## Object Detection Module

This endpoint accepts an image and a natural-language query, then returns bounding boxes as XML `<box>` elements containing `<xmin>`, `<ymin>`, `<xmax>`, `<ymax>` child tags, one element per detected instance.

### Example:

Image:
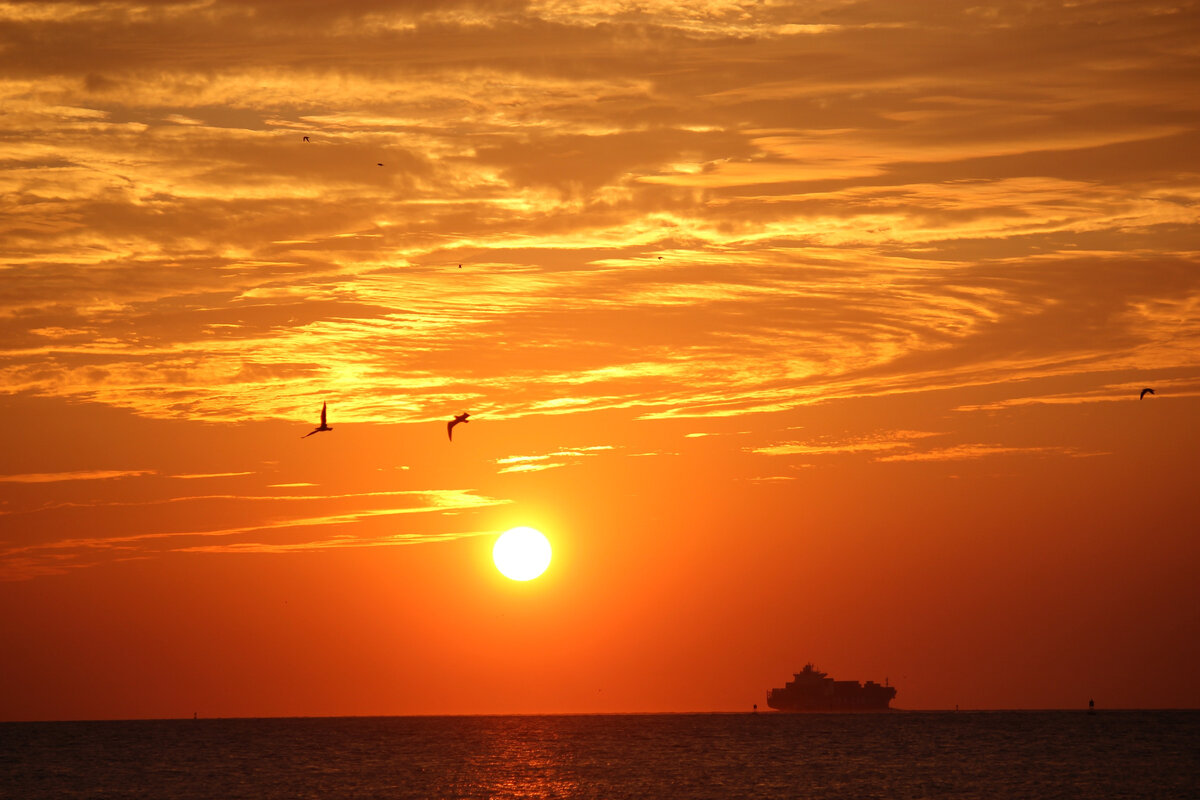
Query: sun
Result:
<box><xmin>493</xmin><ymin>527</ymin><xmax>552</xmax><ymax>581</ymax></box>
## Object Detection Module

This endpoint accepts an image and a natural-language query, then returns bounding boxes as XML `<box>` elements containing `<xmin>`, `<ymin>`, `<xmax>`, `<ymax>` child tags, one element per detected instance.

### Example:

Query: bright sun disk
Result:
<box><xmin>493</xmin><ymin>527</ymin><xmax>552</xmax><ymax>581</ymax></box>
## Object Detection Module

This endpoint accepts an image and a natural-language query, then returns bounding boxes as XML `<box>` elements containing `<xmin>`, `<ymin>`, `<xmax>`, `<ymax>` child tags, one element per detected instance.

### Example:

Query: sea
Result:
<box><xmin>1</xmin><ymin>711</ymin><xmax>1197</xmax><ymax>799</ymax></box>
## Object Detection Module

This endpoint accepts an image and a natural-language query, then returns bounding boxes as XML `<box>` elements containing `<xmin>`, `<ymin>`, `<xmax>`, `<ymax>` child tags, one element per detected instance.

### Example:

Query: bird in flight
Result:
<box><xmin>447</xmin><ymin>412</ymin><xmax>470</xmax><ymax>441</ymax></box>
<box><xmin>303</xmin><ymin>136</ymin><xmax>310</xmax><ymax>142</ymax></box>
<box><xmin>377</xmin><ymin>163</ymin><xmax>384</xmax><ymax>167</ymax></box>
<box><xmin>1140</xmin><ymin>387</ymin><xmax>1155</xmax><ymax>399</ymax></box>
<box><xmin>302</xmin><ymin>402</ymin><xmax>333</xmax><ymax>438</ymax></box>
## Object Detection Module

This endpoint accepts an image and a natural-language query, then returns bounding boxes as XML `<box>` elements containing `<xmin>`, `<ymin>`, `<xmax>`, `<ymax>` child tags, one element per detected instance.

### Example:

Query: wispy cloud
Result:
<box><xmin>876</xmin><ymin>444</ymin><xmax>1102</xmax><ymax>463</ymax></box>
<box><xmin>169</xmin><ymin>471</ymin><xmax>254</xmax><ymax>480</ymax></box>
<box><xmin>5</xmin><ymin>488</ymin><xmax>505</xmax><ymax>518</ymax></box>
<box><xmin>0</xmin><ymin>469</ymin><xmax>155</xmax><ymax>483</ymax></box>
<box><xmin>752</xmin><ymin>431</ymin><xmax>941</xmax><ymax>458</ymax></box>
<box><xmin>955</xmin><ymin>379</ymin><xmax>1200</xmax><ymax>412</ymax></box>
<box><xmin>176</xmin><ymin>528</ymin><xmax>495</xmax><ymax>555</ymax></box>
<box><xmin>496</xmin><ymin>446</ymin><xmax>614</xmax><ymax>474</ymax></box>
<box><xmin>751</xmin><ymin>429</ymin><xmax>1107</xmax><ymax>464</ymax></box>
<box><xmin>0</xmin><ymin>488</ymin><xmax>510</xmax><ymax>580</ymax></box>
<box><xmin>500</xmin><ymin>462</ymin><xmax>562</xmax><ymax>474</ymax></box>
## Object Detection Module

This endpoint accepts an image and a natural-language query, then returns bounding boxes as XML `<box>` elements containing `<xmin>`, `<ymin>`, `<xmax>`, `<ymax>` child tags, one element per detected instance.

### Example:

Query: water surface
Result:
<box><xmin>2</xmin><ymin>711</ymin><xmax>1197</xmax><ymax>799</ymax></box>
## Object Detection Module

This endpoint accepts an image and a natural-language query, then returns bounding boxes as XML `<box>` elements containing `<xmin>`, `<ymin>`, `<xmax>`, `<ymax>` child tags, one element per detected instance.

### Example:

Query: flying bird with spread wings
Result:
<box><xmin>1140</xmin><ymin>387</ymin><xmax>1155</xmax><ymax>399</ymax></box>
<box><xmin>448</xmin><ymin>412</ymin><xmax>470</xmax><ymax>441</ymax></box>
<box><xmin>302</xmin><ymin>402</ymin><xmax>333</xmax><ymax>438</ymax></box>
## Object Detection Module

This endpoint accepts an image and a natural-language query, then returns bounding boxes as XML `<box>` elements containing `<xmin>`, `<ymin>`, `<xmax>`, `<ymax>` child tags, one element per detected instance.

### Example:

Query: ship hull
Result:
<box><xmin>766</xmin><ymin>697</ymin><xmax>896</xmax><ymax>712</ymax></box>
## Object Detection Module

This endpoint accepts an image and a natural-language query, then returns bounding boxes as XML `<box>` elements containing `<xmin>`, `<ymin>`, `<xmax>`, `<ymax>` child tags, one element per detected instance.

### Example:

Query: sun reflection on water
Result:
<box><xmin>455</xmin><ymin>718</ymin><xmax>579</xmax><ymax>800</ymax></box>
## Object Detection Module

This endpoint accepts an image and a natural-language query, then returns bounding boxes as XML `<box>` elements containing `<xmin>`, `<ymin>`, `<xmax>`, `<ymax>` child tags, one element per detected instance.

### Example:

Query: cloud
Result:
<box><xmin>0</xmin><ymin>487</ymin><xmax>511</xmax><ymax>580</ymax></box>
<box><xmin>173</xmin><ymin>528</ymin><xmax>497</xmax><ymax>554</ymax></box>
<box><xmin>497</xmin><ymin>462</ymin><xmax>563</xmax><ymax>474</ymax></box>
<box><xmin>752</xmin><ymin>429</ymin><xmax>1108</xmax><ymax>464</ymax></box>
<box><xmin>752</xmin><ymin>430</ymin><xmax>941</xmax><ymax>458</ymax></box>
<box><xmin>0</xmin><ymin>0</ymin><xmax>1197</xmax><ymax>438</ymax></box>
<box><xmin>875</xmin><ymin>444</ymin><xmax>1101</xmax><ymax>463</ymax></box>
<box><xmin>169</xmin><ymin>471</ymin><xmax>254</xmax><ymax>479</ymax></box>
<box><xmin>955</xmin><ymin>379</ymin><xmax>1200</xmax><ymax>412</ymax></box>
<box><xmin>0</xmin><ymin>469</ymin><xmax>155</xmax><ymax>483</ymax></box>
<box><xmin>495</xmin><ymin>446</ymin><xmax>614</xmax><ymax>474</ymax></box>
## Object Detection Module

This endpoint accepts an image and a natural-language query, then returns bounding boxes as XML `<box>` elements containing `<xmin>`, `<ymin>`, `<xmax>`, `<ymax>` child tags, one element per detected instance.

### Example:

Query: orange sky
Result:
<box><xmin>2</xmin><ymin>0</ymin><xmax>1199</xmax><ymax>720</ymax></box>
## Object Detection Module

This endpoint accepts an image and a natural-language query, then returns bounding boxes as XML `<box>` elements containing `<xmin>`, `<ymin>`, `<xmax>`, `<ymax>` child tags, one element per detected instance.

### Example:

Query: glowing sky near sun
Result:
<box><xmin>1</xmin><ymin>0</ymin><xmax>1199</xmax><ymax>719</ymax></box>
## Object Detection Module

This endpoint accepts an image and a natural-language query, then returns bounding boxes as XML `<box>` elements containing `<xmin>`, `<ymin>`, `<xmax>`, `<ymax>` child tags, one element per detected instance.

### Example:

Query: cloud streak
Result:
<box><xmin>0</xmin><ymin>487</ymin><xmax>510</xmax><ymax>580</ymax></box>
<box><xmin>0</xmin><ymin>469</ymin><xmax>155</xmax><ymax>483</ymax></box>
<box><xmin>874</xmin><ymin>444</ymin><xmax>1100</xmax><ymax>463</ymax></box>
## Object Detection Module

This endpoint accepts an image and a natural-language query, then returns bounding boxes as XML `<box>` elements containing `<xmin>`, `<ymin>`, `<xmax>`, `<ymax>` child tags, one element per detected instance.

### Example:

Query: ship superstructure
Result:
<box><xmin>767</xmin><ymin>663</ymin><xmax>896</xmax><ymax>711</ymax></box>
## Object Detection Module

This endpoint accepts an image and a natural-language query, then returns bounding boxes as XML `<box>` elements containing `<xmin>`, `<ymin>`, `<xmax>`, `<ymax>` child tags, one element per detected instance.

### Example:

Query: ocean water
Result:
<box><xmin>1</xmin><ymin>711</ymin><xmax>1197</xmax><ymax>799</ymax></box>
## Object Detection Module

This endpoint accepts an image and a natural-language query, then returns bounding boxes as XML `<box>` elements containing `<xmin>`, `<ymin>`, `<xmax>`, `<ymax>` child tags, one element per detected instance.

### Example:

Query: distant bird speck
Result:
<box><xmin>658</xmin><ymin>256</ymin><xmax>663</xmax><ymax>260</ymax></box>
<box><xmin>302</xmin><ymin>402</ymin><xmax>333</xmax><ymax>438</ymax></box>
<box><xmin>448</xmin><ymin>412</ymin><xmax>470</xmax><ymax>441</ymax></box>
<box><xmin>1140</xmin><ymin>387</ymin><xmax>1155</xmax><ymax>399</ymax></box>
<box><xmin>377</xmin><ymin>163</ymin><xmax>384</xmax><ymax>166</ymax></box>
<box><xmin>303</xmin><ymin>136</ymin><xmax>310</xmax><ymax>142</ymax></box>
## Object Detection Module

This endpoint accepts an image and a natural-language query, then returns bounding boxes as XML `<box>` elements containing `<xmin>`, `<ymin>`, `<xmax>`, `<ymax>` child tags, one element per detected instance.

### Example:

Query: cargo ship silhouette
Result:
<box><xmin>767</xmin><ymin>663</ymin><xmax>897</xmax><ymax>711</ymax></box>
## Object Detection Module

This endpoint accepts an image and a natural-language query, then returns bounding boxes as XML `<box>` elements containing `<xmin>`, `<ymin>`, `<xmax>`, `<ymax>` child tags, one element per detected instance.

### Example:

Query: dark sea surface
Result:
<box><xmin>2</xmin><ymin>711</ymin><xmax>1197</xmax><ymax>799</ymax></box>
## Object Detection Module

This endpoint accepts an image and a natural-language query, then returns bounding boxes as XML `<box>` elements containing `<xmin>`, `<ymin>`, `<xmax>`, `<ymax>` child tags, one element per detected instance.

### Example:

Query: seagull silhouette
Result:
<box><xmin>1140</xmin><ymin>387</ymin><xmax>1155</xmax><ymax>399</ymax></box>
<box><xmin>377</xmin><ymin>163</ymin><xmax>384</xmax><ymax>166</ymax></box>
<box><xmin>303</xmin><ymin>136</ymin><xmax>310</xmax><ymax>142</ymax></box>
<box><xmin>447</xmin><ymin>412</ymin><xmax>470</xmax><ymax>441</ymax></box>
<box><xmin>302</xmin><ymin>402</ymin><xmax>333</xmax><ymax>438</ymax></box>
